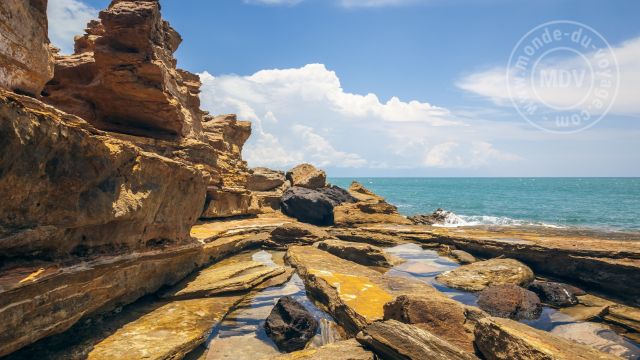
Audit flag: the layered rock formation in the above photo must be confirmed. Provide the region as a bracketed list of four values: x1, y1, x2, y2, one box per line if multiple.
[42, 0, 203, 138]
[0, 0, 258, 355]
[0, 0, 54, 96]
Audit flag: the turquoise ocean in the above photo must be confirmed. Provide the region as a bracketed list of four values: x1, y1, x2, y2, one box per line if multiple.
[329, 178, 640, 232]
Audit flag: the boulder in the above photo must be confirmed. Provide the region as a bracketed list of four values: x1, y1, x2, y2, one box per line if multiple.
[450, 250, 477, 264]
[409, 208, 465, 226]
[161, 261, 285, 299]
[333, 182, 411, 226]
[477, 285, 542, 320]
[265, 296, 319, 352]
[281, 186, 356, 225]
[356, 320, 476, 360]
[269, 222, 333, 248]
[383, 295, 478, 353]
[435, 258, 535, 292]
[286, 163, 327, 189]
[247, 167, 286, 191]
[0, 0, 54, 96]
[271, 339, 374, 360]
[528, 280, 585, 307]
[317, 239, 404, 268]
[474, 317, 621, 360]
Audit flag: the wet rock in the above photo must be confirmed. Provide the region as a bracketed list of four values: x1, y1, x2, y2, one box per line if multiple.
[605, 304, 640, 334]
[450, 249, 477, 264]
[529, 280, 585, 307]
[408, 225, 640, 305]
[435, 258, 535, 291]
[317, 239, 403, 268]
[474, 317, 620, 360]
[281, 186, 356, 225]
[272, 339, 374, 360]
[0, 0, 54, 96]
[383, 295, 478, 353]
[285, 245, 449, 335]
[409, 208, 464, 226]
[0, 244, 204, 357]
[161, 261, 285, 299]
[247, 167, 286, 191]
[550, 322, 640, 359]
[558, 304, 608, 322]
[333, 182, 411, 226]
[265, 296, 319, 352]
[269, 222, 333, 248]
[286, 163, 327, 189]
[356, 320, 476, 360]
[477, 285, 542, 320]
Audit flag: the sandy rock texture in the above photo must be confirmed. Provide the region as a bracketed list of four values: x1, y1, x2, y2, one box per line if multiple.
[0, 0, 53, 96]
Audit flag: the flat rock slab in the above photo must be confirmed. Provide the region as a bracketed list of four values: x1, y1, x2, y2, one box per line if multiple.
[162, 260, 285, 298]
[356, 320, 476, 360]
[317, 239, 404, 268]
[272, 339, 374, 360]
[435, 258, 534, 292]
[285, 246, 448, 335]
[474, 317, 621, 360]
[86, 297, 245, 360]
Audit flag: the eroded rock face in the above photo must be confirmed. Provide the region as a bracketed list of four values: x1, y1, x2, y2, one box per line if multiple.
[333, 182, 410, 226]
[286, 163, 327, 189]
[529, 280, 585, 307]
[383, 295, 478, 353]
[265, 296, 319, 352]
[43, 0, 203, 139]
[474, 317, 620, 360]
[317, 239, 403, 268]
[0, 91, 207, 260]
[477, 285, 542, 320]
[0, 0, 54, 96]
[450, 249, 477, 264]
[356, 320, 476, 360]
[436, 258, 535, 292]
[281, 186, 356, 225]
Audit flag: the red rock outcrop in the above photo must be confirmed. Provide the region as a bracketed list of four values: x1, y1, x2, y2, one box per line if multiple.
[43, 0, 204, 139]
[0, 0, 54, 96]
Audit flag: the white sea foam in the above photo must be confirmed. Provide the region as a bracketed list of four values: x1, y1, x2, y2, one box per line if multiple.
[431, 211, 564, 228]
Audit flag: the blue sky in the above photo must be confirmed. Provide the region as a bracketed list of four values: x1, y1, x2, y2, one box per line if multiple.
[48, 0, 640, 176]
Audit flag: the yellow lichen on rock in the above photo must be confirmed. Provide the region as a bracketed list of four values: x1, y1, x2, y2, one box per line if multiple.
[309, 269, 394, 321]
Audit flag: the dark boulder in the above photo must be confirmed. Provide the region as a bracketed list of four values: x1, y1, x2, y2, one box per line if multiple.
[265, 296, 319, 352]
[529, 280, 585, 307]
[477, 284, 542, 320]
[280, 186, 356, 225]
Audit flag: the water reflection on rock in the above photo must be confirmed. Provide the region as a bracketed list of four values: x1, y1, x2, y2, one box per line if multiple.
[384, 243, 640, 359]
[205, 251, 341, 360]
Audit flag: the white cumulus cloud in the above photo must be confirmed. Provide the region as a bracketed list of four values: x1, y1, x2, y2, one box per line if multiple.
[457, 36, 640, 116]
[199, 64, 519, 171]
[47, 0, 98, 54]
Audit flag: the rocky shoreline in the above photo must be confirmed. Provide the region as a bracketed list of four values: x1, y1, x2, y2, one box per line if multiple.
[1, 1, 639, 359]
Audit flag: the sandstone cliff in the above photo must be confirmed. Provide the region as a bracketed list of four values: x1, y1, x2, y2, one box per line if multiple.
[0, 0, 54, 96]
[0, 0, 258, 355]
